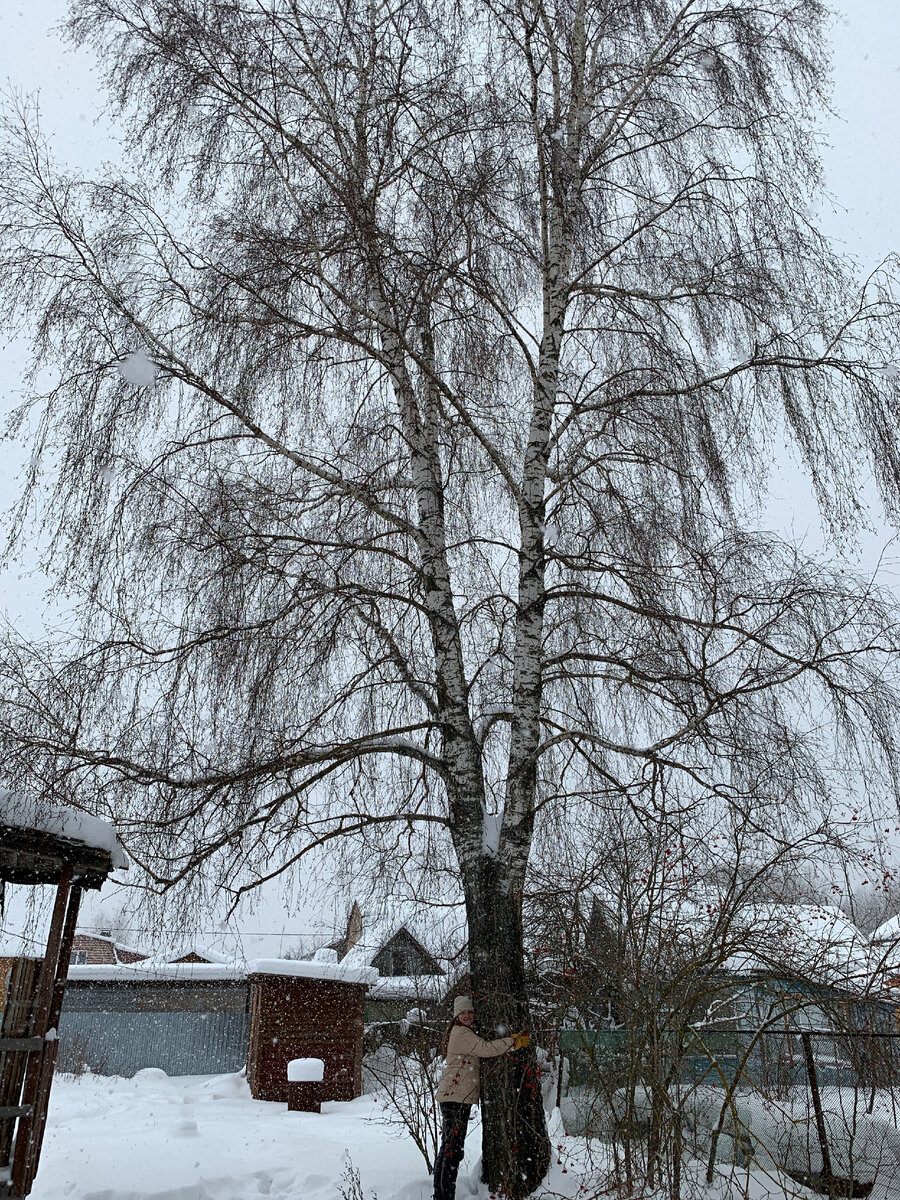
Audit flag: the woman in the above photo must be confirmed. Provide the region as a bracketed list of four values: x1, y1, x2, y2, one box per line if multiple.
[433, 996, 530, 1200]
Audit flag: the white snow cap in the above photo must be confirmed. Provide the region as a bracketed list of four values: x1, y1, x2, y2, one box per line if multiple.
[312, 947, 339, 964]
[68, 962, 245, 982]
[116, 350, 158, 387]
[287, 1058, 324, 1083]
[0, 790, 129, 871]
[247, 958, 377, 986]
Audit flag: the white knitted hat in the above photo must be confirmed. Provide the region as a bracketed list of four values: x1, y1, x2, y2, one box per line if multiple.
[453, 995, 474, 1016]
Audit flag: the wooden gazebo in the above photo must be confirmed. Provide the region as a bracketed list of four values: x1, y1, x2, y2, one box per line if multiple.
[0, 795, 127, 1198]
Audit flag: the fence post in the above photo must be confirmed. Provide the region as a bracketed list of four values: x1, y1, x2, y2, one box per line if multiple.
[800, 1032, 834, 1191]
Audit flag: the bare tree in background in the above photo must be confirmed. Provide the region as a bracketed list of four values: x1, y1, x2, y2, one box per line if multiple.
[524, 795, 898, 1198]
[3, 1, 900, 1192]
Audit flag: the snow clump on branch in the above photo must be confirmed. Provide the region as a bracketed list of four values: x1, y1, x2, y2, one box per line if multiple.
[116, 350, 158, 387]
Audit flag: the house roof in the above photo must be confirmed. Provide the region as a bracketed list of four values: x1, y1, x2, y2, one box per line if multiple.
[871, 913, 900, 946]
[73, 932, 148, 961]
[0, 790, 128, 888]
[721, 904, 873, 992]
[67, 932, 336, 968]
[163, 943, 232, 965]
[335, 900, 465, 976]
[587, 893, 879, 996]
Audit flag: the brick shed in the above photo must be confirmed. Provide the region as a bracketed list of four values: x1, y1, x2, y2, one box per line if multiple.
[246, 959, 376, 1103]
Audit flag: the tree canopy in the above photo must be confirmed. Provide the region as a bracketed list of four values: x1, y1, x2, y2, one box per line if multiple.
[3, 3, 900, 1190]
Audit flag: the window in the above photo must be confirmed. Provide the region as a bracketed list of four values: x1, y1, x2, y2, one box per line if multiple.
[70, 950, 88, 965]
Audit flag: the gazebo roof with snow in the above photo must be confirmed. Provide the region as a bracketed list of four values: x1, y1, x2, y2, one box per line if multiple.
[0, 790, 128, 889]
[0, 791, 128, 1198]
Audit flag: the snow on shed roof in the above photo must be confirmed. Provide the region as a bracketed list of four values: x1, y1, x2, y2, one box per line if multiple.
[67, 962, 246, 982]
[68, 957, 378, 986]
[247, 958, 377, 986]
[0, 790, 128, 871]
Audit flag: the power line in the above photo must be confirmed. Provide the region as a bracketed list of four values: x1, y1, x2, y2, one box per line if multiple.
[4, 924, 336, 938]
[72, 926, 336, 936]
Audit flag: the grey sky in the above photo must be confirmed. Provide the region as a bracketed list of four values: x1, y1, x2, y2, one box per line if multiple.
[0, 2, 898, 555]
[0, 4, 897, 255]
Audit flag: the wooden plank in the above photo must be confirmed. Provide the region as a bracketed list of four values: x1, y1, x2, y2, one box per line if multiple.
[10, 869, 71, 1198]
[0, 961, 40, 1169]
[27, 871, 71, 1038]
[19, 1043, 57, 1195]
[0, 1114, 29, 1124]
[0, 1044, 40, 1056]
[23, 886, 81, 1193]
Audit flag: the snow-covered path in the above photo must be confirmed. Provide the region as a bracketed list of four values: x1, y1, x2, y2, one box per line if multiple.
[34, 1070, 434, 1200]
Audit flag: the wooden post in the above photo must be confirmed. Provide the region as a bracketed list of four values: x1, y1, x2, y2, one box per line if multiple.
[22, 884, 82, 1192]
[801, 1032, 834, 1192]
[10, 867, 73, 1198]
[287, 1081, 322, 1113]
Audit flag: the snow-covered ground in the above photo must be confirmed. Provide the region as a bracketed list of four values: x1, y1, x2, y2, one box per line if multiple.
[34, 1070, 592, 1200]
[33, 1069, 900, 1200]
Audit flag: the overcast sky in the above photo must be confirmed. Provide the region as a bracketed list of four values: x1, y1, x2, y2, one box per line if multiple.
[0, 3, 898, 941]
[0, 2, 898, 558]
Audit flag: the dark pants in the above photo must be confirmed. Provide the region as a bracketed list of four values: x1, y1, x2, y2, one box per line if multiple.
[433, 1101, 472, 1200]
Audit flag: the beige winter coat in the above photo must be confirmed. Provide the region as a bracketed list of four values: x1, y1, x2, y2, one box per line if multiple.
[435, 1024, 514, 1105]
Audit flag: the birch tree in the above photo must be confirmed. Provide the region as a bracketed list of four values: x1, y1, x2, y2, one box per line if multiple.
[3, 0, 900, 1193]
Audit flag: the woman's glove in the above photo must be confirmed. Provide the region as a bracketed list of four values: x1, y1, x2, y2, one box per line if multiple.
[512, 1031, 530, 1050]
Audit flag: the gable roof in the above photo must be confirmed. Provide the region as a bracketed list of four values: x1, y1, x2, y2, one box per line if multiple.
[72, 932, 148, 963]
[585, 893, 878, 995]
[332, 901, 465, 977]
[371, 927, 445, 974]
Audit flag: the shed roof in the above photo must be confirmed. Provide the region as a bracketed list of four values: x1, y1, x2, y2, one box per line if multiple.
[67, 956, 378, 986]
[248, 958, 377, 986]
[68, 962, 246, 982]
[0, 791, 128, 888]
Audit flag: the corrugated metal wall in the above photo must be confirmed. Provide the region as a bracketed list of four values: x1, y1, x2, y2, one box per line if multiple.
[57, 1010, 250, 1077]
